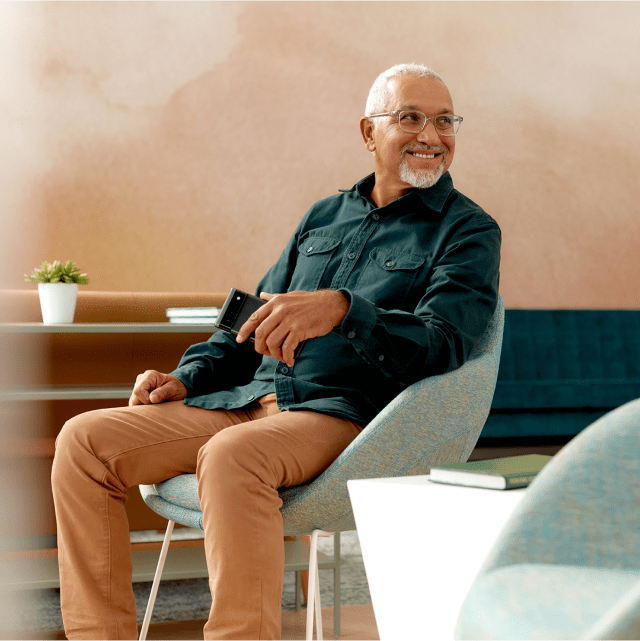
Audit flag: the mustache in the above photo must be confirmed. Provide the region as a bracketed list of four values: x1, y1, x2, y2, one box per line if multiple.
[401, 143, 447, 155]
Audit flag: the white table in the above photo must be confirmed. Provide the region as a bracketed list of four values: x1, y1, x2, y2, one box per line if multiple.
[348, 475, 527, 640]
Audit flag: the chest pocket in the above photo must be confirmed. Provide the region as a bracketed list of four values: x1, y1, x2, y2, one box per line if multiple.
[355, 248, 426, 309]
[291, 236, 341, 291]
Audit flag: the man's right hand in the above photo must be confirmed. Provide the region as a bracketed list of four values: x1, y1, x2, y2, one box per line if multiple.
[129, 370, 188, 406]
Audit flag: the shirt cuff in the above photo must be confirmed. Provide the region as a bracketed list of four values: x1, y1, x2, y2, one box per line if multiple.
[336, 289, 377, 345]
[168, 366, 197, 397]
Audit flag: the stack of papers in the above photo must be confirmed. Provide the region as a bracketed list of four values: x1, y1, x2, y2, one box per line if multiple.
[165, 307, 220, 324]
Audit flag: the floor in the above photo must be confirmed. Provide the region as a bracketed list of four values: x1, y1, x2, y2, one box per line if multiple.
[20, 605, 379, 640]
[146, 606, 379, 640]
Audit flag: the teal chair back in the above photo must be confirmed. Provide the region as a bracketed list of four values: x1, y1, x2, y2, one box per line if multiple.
[455, 397, 640, 640]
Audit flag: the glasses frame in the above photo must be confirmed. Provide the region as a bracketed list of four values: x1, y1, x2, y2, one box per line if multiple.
[367, 110, 463, 136]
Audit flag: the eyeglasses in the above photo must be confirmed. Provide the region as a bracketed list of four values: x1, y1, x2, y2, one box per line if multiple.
[367, 110, 463, 136]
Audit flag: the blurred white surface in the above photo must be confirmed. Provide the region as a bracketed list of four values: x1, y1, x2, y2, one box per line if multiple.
[349, 475, 526, 641]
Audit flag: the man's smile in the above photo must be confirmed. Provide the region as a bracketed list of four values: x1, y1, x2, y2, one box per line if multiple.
[398, 142, 448, 189]
[402, 143, 447, 165]
[409, 151, 439, 159]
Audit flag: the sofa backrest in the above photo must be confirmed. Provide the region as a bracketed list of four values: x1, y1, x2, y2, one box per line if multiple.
[492, 309, 640, 411]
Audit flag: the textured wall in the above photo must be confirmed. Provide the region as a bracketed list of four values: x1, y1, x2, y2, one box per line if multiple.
[1, 4, 46, 632]
[6, 1, 640, 308]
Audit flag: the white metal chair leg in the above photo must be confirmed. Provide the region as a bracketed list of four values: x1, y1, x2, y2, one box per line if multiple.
[305, 529, 333, 641]
[139, 519, 175, 641]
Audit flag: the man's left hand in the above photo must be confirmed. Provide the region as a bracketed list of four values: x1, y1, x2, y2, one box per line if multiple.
[236, 290, 350, 367]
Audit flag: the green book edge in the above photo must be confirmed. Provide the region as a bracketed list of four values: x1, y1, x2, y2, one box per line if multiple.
[431, 454, 553, 478]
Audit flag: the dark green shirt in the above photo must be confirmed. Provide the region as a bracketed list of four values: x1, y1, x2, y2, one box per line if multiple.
[171, 172, 501, 427]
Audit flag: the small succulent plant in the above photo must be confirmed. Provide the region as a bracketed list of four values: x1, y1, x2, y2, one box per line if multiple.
[25, 260, 89, 284]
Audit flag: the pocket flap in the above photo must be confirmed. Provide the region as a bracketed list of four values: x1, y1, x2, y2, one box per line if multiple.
[370, 248, 425, 271]
[298, 236, 341, 256]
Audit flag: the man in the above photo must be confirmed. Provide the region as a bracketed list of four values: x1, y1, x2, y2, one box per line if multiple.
[52, 63, 500, 639]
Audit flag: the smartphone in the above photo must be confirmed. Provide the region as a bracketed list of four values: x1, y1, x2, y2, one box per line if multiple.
[215, 288, 265, 343]
[215, 287, 305, 358]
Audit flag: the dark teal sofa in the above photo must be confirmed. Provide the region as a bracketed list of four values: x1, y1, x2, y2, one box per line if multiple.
[478, 309, 640, 443]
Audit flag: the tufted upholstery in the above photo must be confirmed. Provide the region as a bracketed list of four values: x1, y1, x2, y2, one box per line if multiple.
[483, 309, 640, 440]
[455, 397, 640, 640]
[140, 296, 505, 535]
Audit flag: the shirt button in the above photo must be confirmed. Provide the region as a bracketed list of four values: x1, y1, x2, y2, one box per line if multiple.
[385, 260, 395, 268]
[307, 247, 313, 253]
[348, 252, 356, 260]
[248, 395, 255, 401]
[372, 213, 380, 221]
[378, 355, 385, 362]
[281, 366, 289, 374]
[347, 331, 356, 339]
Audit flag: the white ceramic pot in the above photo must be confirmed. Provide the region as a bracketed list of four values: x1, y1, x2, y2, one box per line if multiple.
[38, 282, 78, 324]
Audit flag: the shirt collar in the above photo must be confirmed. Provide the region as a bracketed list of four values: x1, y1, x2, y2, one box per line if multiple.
[347, 171, 454, 213]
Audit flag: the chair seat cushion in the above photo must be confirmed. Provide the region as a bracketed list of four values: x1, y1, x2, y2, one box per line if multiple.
[139, 476, 203, 530]
[153, 474, 200, 510]
[455, 563, 640, 640]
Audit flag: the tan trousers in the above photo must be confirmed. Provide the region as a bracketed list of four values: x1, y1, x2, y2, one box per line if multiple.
[51, 394, 362, 640]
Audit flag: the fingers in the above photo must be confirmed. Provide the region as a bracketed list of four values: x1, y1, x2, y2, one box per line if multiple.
[280, 333, 302, 368]
[236, 293, 273, 344]
[148, 388, 166, 404]
[129, 371, 155, 406]
[259, 322, 300, 367]
[129, 371, 187, 406]
[251, 296, 302, 366]
[254, 312, 288, 361]
[236, 290, 346, 366]
[236, 291, 313, 365]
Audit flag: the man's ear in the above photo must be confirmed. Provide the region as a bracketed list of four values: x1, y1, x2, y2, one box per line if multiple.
[360, 117, 376, 152]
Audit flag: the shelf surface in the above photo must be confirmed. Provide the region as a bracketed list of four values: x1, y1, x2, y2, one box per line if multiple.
[1, 384, 134, 401]
[0, 322, 220, 334]
[8, 539, 337, 590]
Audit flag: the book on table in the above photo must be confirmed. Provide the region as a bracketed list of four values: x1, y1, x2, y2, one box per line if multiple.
[428, 454, 554, 490]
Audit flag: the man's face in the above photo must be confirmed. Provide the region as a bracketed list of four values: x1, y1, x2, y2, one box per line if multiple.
[361, 75, 456, 199]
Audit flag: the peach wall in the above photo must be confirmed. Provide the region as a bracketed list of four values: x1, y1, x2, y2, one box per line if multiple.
[5, 1, 640, 308]
[1, 3, 45, 631]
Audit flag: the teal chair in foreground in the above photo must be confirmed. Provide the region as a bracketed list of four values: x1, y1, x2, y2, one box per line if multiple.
[455, 397, 640, 640]
[139, 296, 505, 640]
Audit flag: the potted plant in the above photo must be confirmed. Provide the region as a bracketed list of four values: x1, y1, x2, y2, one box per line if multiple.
[25, 260, 89, 324]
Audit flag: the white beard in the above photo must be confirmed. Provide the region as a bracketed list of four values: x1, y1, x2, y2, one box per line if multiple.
[399, 144, 446, 189]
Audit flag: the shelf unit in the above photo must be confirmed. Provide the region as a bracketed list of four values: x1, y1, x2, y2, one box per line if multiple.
[1, 322, 220, 589]
[1, 321, 340, 608]
[0, 323, 218, 402]
[1, 322, 221, 333]
[8, 537, 338, 591]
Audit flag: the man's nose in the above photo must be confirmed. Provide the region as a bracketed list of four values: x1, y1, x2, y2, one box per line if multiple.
[415, 119, 441, 144]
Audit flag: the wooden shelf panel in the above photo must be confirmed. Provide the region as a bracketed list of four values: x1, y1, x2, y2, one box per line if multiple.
[1, 385, 134, 401]
[8, 540, 337, 590]
[0, 323, 220, 334]
[9, 547, 210, 589]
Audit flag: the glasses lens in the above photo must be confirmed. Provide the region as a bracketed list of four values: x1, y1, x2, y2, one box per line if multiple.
[435, 115, 456, 134]
[397, 111, 460, 135]
[397, 111, 426, 133]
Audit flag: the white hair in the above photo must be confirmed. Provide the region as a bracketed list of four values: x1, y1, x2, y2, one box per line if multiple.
[365, 63, 446, 118]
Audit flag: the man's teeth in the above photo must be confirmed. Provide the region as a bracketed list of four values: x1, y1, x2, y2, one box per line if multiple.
[412, 152, 436, 159]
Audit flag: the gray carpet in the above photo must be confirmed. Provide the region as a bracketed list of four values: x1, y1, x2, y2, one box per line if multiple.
[25, 532, 371, 632]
